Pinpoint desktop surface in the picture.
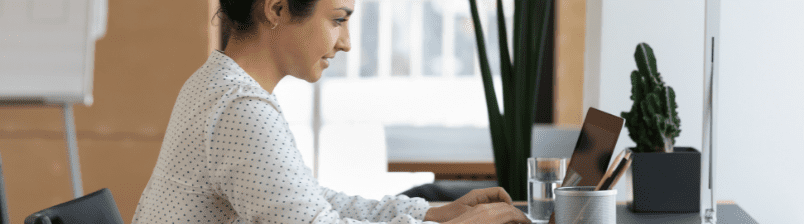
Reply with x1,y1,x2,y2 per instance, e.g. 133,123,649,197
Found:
511,204,757,224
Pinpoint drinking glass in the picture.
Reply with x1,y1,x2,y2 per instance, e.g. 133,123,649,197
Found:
527,157,566,223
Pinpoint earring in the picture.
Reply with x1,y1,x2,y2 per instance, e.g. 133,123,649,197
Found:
271,23,278,30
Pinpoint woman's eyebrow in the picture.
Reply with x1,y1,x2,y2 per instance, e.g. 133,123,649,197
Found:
334,7,353,16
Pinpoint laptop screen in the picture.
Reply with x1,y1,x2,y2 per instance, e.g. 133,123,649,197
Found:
562,107,624,187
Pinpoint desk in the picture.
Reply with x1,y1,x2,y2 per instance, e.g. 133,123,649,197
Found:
428,201,758,223
386,126,578,180
386,126,496,180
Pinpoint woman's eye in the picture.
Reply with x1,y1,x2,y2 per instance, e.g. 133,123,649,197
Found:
334,18,347,26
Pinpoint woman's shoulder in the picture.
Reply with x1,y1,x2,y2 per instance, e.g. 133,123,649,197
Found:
194,52,260,88
165,52,283,129
182,51,274,101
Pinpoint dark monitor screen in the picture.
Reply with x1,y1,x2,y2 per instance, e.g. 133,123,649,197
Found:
548,107,624,224
562,107,624,187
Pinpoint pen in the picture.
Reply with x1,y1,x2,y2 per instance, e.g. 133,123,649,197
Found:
595,150,632,191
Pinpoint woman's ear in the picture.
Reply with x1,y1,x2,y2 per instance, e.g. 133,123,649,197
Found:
262,0,284,26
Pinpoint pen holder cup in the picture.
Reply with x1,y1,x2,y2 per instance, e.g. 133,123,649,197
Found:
554,186,616,224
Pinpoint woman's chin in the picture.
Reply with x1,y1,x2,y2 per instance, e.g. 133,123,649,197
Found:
302,72,323,83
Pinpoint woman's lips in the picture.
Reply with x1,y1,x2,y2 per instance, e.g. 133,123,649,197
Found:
321,58,329,68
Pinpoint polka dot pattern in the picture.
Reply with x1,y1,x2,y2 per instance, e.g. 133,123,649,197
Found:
131,51,437,224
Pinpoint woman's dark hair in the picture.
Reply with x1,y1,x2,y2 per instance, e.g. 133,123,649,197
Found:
218,0,320,33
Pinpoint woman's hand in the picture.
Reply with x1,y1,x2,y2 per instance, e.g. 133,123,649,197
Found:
441,202,531,224
425,187,529,223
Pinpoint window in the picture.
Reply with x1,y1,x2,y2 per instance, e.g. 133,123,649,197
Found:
216,0,555,175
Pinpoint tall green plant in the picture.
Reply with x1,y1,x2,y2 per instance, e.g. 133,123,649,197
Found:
621,43,681,153
469,0,553,200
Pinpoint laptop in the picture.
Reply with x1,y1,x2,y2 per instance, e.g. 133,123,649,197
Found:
562,107,625,187
547,107,624,223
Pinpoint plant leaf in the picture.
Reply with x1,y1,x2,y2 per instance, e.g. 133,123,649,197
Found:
530,0,553,124
468,0,509,190
497,0,514,137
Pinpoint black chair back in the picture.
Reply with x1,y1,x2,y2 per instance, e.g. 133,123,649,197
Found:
0,153,10,224
24,188,123,224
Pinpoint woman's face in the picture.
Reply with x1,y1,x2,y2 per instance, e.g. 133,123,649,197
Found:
271,0,353,83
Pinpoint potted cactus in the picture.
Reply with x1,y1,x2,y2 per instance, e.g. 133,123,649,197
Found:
622,43,700,213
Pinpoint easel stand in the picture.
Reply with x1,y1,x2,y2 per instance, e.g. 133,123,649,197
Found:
62,103,84,199
0,101,84,199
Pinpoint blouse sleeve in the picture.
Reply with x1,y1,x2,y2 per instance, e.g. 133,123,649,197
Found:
320,186,433,222
204,91,439,224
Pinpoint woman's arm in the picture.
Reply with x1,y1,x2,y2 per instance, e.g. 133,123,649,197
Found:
204,93,439,224
320,187,432,222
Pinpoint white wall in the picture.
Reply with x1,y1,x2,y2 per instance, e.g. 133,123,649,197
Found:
718,1,804,223
587,0,705,207
586,1,804,223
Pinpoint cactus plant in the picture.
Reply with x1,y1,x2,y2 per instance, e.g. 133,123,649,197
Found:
621,43,681,153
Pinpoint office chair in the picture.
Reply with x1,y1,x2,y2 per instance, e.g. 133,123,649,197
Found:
24,188,124,224
0,153,10,224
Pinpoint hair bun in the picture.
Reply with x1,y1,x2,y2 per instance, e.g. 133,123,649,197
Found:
218,0,319,34
219,0,256,28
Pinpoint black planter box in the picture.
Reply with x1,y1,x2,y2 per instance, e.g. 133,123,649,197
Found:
629,147,700,213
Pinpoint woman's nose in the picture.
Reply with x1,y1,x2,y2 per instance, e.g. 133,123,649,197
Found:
337,34,351,52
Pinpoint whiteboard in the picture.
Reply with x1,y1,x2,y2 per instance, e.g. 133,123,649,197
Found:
0,0,106,105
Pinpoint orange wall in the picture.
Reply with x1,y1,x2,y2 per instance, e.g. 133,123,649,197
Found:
555,0,586,126
0,0,210,223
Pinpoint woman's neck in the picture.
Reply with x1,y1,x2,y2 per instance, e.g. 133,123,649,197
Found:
223,33,285,94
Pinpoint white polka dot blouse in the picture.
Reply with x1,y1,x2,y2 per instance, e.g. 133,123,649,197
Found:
132,50,437,224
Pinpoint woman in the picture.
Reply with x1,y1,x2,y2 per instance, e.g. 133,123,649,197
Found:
132,0,531,223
